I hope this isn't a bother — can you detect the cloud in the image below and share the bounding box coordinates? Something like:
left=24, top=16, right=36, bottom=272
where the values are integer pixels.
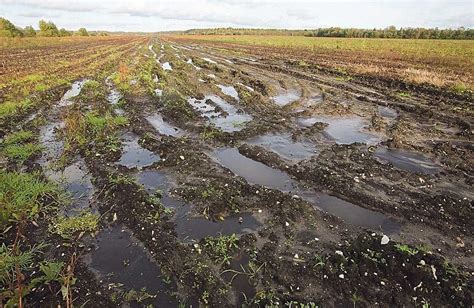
left=1, top=0, right=472, bottom=31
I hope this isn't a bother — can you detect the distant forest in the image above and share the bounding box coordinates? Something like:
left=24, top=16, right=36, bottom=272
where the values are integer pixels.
left=183, top=27, right=474, bottom=40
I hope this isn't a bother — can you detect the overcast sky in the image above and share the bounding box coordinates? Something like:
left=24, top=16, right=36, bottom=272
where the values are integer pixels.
left=1, top=0, right=473, bottom=32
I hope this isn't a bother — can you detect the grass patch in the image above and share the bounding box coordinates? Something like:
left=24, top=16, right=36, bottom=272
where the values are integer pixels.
left=1, top=130, right=42, bottom=164
left=203, top=234, right=238, bottom=265
left=0, top=171, right=62, bottom=229
left=50, top=211, right=99, bottom=239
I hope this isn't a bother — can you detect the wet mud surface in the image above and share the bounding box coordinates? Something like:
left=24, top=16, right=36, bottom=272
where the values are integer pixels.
left=12, top=38, right=473, bottom=307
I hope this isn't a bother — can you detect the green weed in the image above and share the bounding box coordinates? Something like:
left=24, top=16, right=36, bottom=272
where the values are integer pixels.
left=0, top=171, right=62, bottom=229
left=203, top=234, right=238, bottom=265
left=50, top=211, right=99, bottom=239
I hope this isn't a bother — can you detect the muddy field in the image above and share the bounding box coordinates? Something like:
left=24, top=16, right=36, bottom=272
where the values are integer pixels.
left=1, top=36, right=473, bottom=307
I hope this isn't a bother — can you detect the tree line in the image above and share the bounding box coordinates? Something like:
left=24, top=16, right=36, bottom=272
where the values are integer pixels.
left=184, top=26, right=473, bottom=40
left=0, top=17, right=106, bottom=38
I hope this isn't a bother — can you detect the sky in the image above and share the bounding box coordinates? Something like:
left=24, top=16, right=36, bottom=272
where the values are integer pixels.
left=1, top=0, right=473, bottom=32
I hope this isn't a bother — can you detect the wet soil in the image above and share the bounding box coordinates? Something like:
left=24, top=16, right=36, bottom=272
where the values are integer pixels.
left=10, top=37, right=473, bottom=307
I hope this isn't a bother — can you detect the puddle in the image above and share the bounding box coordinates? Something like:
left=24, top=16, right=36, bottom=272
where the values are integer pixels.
left=148, top=44, right=157, bottom=58
left=153, top=89, right=163, bottom=97
left=212, top=148, right=295, bottom=191
left=299, top=193, right=400, bottom=234
left=217, top=84, right=239, bottom=101
left=175, top=210, right=261, bottom=242
left=246, top=133, right=317, bottom=162
left=212, top=148, right=399, bottom=233
left=221, top=252, right=256, bottom=306
left=375, top=148, right=441, bottom=174
left=59, top=79, right=88, bottom=107
left=136, top=169, right=261, bottom=241
left=106, top=78, right=122, bottom=105
left=187, top=95, right=252, bottom=132
left=86, top=224, right=178, bottom=307
left=297, top=116, right=382, bottom=145
left=378, top=106, right=398, bottom=119
left=186, top=58, right=201, bottom=70
left=146, top=113, right=183, bottom=137
left=37, top=121, right=64, bottom=167
left=237, top=82, right=254, bottom=92
left=48, top=158, right=95, bottom=215
left=271, top=89, right=301, bottom=106
left=202, top=57, right=217, bottom=64
left=162, top=62, right=172, bottom=71
left=118, top=133, right=160, bottom=169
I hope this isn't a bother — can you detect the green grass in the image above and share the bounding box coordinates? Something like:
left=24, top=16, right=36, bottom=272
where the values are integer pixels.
left=1, top=130, right=42, bottom=164
left=50, top=211, right=99, bottom=239
left=203, top=234, right=238, bottom=265
left=0, top=171, right=62, bottom=229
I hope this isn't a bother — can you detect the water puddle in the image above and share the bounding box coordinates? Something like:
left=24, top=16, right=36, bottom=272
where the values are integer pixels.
left=48, top=158, right=94, bottom=215
left=221, top=252, right=256, bottom=306
left=148, top=44, right=157, bottom=58
left=118, top=133, right=160, bottom=169
left=37, top=121, right=64, bottom=166
left=136, top=170, right=261, bottom=241
left=187, top=95, right=252, bottom=132
left=217, top=84, right=239, bottom=101
left=146, top=113, right=184, bottom=137
left=299, top=193, right=400, bottom=234
left=271, top=89, right=301, bottom=106
left=237, top=82, right=254, bottom=92
left=59, top=79, right=88, bottom=107
left=297, top=116, right=382, bottom=145
left=162, top=62, right=172, bottom=71
left=246, top=133, right=317, bottom=162
left=212, top=148, right=295, bottom=191
left=211, top=148, right=399, bottom=233
left=175, top=210, right=261, bottom=242
left=106, top=77, right=122, bottom=105
left=186, top=58, right=201, bottom=70
left=86, top=224, right=178, bottom=307
left=378, top=106, right=398, bottom=119
left=375, top=148, right=441, bottom=174
left=202, top=57, right=217, bottom=64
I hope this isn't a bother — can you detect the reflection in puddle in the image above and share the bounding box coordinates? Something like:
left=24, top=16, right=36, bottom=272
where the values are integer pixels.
left=186, top=58, right=201, bottom=70
left=271, top=89, right=300, bottom=106
left=37, top=121, right=64, bottom=166
left=202, top=57, right=217, bottom=64
left=246, top=133, right=317, bottom=162
left=375, top=148, right=441, bottom=174
left=136, top=170, right=261, bottom=241
left=86, top=224, right=178, bottom=307
left=212, top=148, right=294, bottom=191
left=378, top=106, right=398, bottom=119
left=59, top=79, right=88, bottom=107
left=218, top=84, right=239, bottom=100
left=187, top=95, right=252, bottom=132
left=175, top=210, right=261, bottom=242
left=118, top=133, right=160, bottom=169
left=162, top=62, right=172, bottom=71
left=146, top=114, right=183, bottom=137
left=212, top=148, right=399, bottom=233
left=297, top=116, right=381, bottom=145
left=106, top=77, right=122, bottom=105
left=48, top=158, right=95, bottom=215
left=237, top=82, right=254, bottom=92
left=222, top=252, right=256, bottom=306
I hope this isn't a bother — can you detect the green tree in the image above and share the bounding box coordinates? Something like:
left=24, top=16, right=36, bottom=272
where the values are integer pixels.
left=23, top=25, right=36, bottom=37
left=0, top=17, right=23, bottom=37
left=59, top=28, right=71, bottom=36
left=38, top=20, right=59, bottom=37
left=77, top=27, right=89, bottom=36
